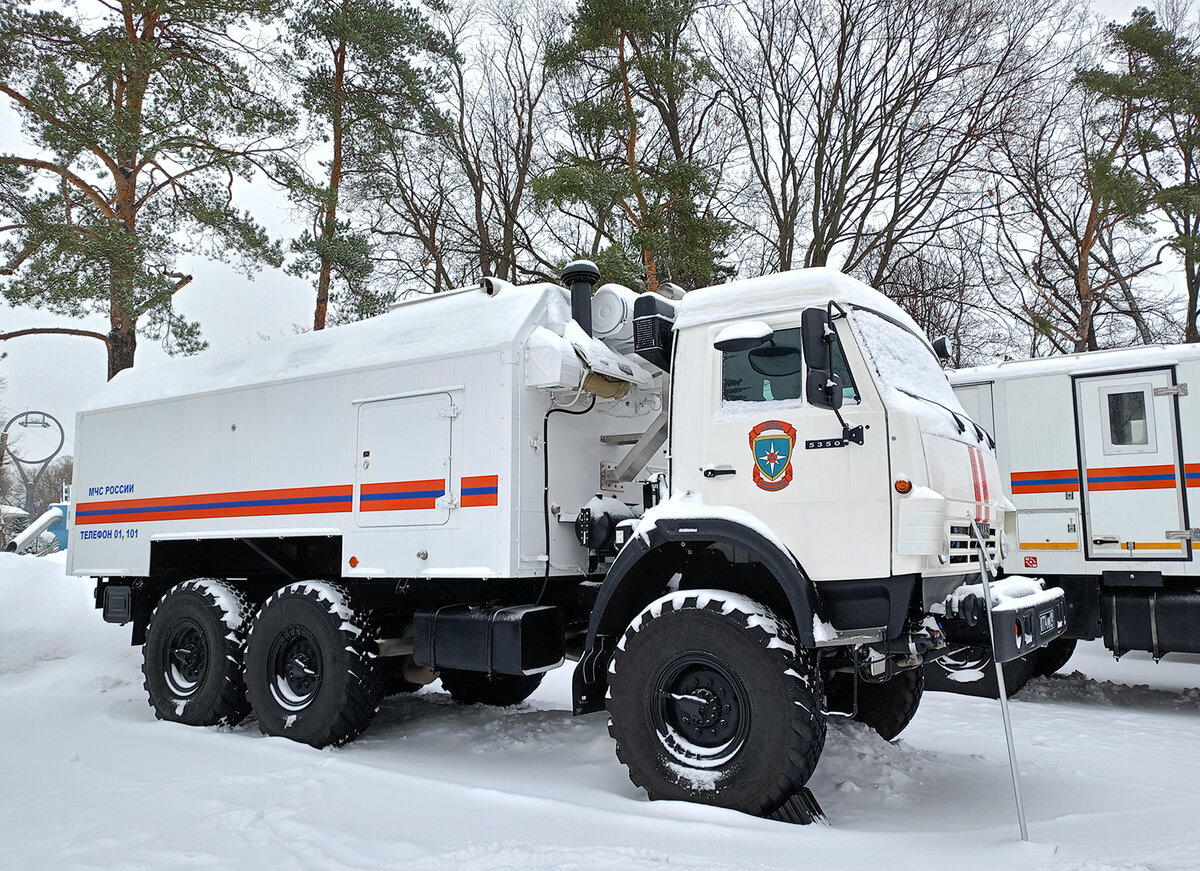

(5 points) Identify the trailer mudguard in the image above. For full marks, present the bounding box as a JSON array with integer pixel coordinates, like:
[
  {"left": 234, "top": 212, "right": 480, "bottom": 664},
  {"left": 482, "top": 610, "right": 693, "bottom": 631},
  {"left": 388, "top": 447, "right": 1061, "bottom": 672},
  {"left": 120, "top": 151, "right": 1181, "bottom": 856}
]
[{"left": 572, "top": 516, "right": 821, "bottom": 714}]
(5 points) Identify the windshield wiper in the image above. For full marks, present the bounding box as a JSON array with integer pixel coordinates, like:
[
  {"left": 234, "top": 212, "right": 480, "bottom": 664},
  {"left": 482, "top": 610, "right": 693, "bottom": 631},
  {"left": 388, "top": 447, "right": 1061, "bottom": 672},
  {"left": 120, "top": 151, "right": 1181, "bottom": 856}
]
[{"left": 896, "top": 388, "right": 995, "bottom": 448}]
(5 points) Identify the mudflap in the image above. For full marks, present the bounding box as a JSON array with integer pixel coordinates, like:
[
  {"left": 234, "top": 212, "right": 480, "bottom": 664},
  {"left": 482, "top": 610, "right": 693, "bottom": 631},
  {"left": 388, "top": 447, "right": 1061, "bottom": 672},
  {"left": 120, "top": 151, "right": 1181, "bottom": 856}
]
[{"left": 768, "top": 787, "right": 828, "bottom": 826}]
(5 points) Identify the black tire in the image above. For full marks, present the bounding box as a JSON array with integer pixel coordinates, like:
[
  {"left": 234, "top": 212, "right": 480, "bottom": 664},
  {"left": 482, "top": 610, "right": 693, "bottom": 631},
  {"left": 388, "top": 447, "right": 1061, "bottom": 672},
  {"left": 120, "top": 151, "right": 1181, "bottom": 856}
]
[
  {"left": 439, "top": 670, "right": 544, "bottom": 706},
  {"left": 824, "top": 668, "right": 924, "bottom": 741},
  {"left": 379, "top": 658, "right": 425, "bottom": 697},
  {"left": 1033, "top": 637, "right": 1077, "bottom": 678},
  {"left": 142, "top": 579, "right": 252, "bottom": 727},
  {"left": 244, "top": 582, "right": 384, "bottom": 748},
  {"left": 923, "top": 645, "right": 1037, "bottom": 699},
  {"left": 606, "top": 591, "right": 826, "bottom": 817}
]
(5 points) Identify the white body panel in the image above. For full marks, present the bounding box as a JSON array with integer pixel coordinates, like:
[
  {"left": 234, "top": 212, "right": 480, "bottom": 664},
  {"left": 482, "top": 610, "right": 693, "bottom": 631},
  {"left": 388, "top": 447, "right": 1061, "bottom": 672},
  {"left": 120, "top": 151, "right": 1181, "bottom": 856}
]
[
  {"left": 69, "top": 284, "right": 663, "bottom": 581},
  {"left": 950, "top": 346, "right": 1200, "bottom": 578}
]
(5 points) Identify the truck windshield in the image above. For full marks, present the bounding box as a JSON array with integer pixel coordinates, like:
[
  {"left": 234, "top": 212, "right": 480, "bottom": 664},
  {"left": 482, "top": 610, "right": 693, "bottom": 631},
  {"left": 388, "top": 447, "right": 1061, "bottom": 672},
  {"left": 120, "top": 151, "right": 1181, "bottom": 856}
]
[{"left": 852, "top": 309, "right": 967, "bottom": 417}]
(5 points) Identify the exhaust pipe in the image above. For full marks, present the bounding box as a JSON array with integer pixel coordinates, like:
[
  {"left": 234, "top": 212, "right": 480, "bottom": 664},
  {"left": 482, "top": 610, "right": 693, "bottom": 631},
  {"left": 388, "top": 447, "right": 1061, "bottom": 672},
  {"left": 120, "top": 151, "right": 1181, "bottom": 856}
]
[{"left": 562, "top": 259, "right": 601, "bottom": 338}]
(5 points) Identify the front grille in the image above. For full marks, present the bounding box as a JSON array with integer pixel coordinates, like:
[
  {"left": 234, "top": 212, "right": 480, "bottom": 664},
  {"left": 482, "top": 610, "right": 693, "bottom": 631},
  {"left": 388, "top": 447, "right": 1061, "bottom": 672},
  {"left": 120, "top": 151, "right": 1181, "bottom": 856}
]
[{"left": 948, "top": 524, "right": 998, "bottom": 566}]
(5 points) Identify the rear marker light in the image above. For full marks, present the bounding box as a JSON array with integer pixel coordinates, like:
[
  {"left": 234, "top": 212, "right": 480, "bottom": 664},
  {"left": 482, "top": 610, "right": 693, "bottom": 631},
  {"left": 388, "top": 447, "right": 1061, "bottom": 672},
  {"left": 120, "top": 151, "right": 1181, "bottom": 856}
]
[{"left": 894, "top": 479, "right": 913, "bottom": 494}]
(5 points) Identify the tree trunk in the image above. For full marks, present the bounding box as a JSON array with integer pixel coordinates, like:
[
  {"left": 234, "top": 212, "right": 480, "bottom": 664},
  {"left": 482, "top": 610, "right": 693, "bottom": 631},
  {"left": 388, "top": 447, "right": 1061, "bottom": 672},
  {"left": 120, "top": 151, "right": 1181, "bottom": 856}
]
[
  {"left": 314, "top": 37, "right": 348, "bottom": 331},
  {"left": 108, "top": 312, "right": 137, "bottom": 379},
  {"left": 1186, "top": 250, "right": 1199, "bottom": 343}
]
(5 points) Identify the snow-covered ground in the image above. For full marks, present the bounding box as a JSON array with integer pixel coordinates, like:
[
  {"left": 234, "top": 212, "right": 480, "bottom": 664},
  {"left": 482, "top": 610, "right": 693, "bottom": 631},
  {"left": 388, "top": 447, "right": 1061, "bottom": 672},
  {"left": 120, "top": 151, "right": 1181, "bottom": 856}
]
[{"left": 3, "top": 553, "right": 1198, "bottom": 871}]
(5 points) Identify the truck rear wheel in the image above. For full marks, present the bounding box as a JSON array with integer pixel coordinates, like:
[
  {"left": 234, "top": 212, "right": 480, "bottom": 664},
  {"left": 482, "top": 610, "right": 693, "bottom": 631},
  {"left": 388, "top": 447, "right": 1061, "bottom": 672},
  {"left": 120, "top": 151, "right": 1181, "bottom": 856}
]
[
  {"left": 244, "top": 582, "right": 384, "bottom": 748},
  {"left": 142, "top": 579, "right": 252, "bottom": 727},
  {"left": 824, "top": 667, "right": 924, "bottom": 740},
  {"left": 606, "top": 591, "right": 826, "bottom": 817},
  {"left": 1033, "top": 636, "right": 1077, "bottom": 677},
  {"left": 439, "top": 670, "right": 544, "bottom": 706}
]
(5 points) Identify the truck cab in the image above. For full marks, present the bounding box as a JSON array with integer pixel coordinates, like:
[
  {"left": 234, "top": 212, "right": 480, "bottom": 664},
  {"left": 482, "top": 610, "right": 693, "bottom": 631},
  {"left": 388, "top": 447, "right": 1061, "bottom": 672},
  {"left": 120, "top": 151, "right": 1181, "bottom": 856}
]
[{"left": 574, "top": 268, "right": 1066, "bottom": 814}]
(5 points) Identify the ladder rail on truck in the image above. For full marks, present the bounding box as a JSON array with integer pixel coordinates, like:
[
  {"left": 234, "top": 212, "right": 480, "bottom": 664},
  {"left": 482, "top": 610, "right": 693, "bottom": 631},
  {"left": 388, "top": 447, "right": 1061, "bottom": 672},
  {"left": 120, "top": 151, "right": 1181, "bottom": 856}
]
[
  {"left": 934, "top": 346, "right": 1200, "bottom": 697},
  {"left": 69, "top": 264, "right": 1065, "bottom": 818}
]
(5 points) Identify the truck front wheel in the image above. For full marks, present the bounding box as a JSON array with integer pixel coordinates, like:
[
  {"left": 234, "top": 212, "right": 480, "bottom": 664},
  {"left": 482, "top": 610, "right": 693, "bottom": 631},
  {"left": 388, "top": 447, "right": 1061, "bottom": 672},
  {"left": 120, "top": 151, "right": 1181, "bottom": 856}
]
[
  {"left": 606, "top": 591, "right": 826, "bottom": 817},
  {"left": 824, "top": 668, "right": 924, "bottom": 740},
  {"left": 142, "top": 579, "right": 252, "bottom": 727},
  {"left": 244, "top": 582, "right": 384, "bottom": 748}
]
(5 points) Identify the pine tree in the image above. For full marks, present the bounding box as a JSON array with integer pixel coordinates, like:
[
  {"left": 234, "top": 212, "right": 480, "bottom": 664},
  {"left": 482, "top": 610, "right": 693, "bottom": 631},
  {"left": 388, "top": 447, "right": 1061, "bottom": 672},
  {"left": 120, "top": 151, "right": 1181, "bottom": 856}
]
[
  {"left": 0, "top": 0, "right": 294, "bottom": 377},
  {"left": 536, "top": 0, "right": 732, "bottom": 293},
  {"left": 287, "top": 0, "right": 446, "bottom": 327},
  {"left": 1079, "top": 8, "right": 1200, "bottom": 342}
]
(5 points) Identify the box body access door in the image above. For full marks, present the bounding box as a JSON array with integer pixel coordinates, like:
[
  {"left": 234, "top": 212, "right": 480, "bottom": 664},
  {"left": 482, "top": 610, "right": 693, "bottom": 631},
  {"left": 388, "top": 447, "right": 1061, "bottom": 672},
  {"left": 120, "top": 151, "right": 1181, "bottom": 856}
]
[
  {"left": 1074, "top": 370, "right": 1188, "bottom": 560},
  {"left": 355, "top": 392, "right": 455, "bottom": 527}
]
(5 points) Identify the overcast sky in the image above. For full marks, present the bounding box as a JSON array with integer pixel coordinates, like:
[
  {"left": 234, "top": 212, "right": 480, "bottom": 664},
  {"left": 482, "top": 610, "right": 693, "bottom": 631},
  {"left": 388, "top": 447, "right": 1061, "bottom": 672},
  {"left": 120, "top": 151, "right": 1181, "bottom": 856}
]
[{"left": 0, "top": 0, "right": 1152, "bottom": 460}]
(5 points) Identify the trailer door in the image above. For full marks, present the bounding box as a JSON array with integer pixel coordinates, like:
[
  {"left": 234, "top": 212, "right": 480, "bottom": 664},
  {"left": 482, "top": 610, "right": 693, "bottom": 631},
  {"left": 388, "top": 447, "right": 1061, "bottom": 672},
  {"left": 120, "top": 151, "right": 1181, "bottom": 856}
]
[
  {"left": 1075, "top": 370, "right": 1188, "bottom": 560},
  {"left": 355, "top": 392, "right": 454, "bottom": 527}
]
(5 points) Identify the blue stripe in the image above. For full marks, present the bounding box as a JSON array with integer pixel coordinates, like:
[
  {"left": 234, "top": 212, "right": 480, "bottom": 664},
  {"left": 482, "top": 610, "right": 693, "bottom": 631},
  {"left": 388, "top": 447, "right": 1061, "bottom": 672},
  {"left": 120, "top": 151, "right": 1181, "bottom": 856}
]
[
  {"left": 361, "top": 489, "right": 445, "bottom": 501},
  {"left": 461, "top": 486, "right": 499, "bottom": 496},
  {"left": 1013, "top": 477, "right": 1079, "bottom": 487},
  {"left": 1087, "top": 474, "right": 1176, "bottom": 483},
  {"left": 77, "top": 495, "right": 352, "bottom": 517}
]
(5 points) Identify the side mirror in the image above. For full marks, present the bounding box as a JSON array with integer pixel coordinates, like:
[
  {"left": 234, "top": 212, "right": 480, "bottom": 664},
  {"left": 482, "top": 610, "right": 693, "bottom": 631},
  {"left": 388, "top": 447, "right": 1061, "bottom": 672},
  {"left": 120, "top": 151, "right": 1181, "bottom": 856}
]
[
  {"left": 806, "top": 370, "right": 844, "bottom": 411},
  {"left": 802, "top": 308, "right": 831, "bottom": 371},
  {"left": 932, "top": 335, "right": 954, "bottom": 361},
  {"left": 714, "top": 320, "right": 774, "bottom": 352}
]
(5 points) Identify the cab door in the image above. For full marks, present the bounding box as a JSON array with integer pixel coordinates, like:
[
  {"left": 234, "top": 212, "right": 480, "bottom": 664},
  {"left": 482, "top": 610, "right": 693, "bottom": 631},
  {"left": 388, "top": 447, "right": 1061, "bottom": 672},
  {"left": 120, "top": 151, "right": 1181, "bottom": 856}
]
[
  {"left": 697, "top": 322, "right": 891, "bottom": 581},
  {"left": 1074, "top": 370, "right": 1188, "bottom": 559}
]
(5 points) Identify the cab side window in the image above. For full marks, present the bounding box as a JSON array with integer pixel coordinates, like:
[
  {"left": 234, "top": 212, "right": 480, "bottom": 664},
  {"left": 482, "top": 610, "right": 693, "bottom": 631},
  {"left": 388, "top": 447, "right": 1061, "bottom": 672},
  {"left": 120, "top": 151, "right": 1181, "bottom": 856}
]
[
  {"left": 831, "top": 340, "right": 859, "bottom": 402},
  {"left": 722, "top": 328, "right": 804, "bottom": 402}
]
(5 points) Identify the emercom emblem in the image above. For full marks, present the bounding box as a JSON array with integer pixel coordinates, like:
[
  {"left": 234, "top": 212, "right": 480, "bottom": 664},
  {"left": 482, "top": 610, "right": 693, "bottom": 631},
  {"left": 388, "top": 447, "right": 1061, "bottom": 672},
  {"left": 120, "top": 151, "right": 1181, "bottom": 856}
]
[{"left": 749, "top": 419, "right": 797, "bottom": 492}]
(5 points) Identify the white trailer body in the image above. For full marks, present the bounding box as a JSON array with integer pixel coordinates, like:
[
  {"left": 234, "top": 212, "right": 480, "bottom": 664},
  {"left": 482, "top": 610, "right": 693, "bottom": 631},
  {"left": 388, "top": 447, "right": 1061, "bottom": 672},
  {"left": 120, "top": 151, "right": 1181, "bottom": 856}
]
[
  {"left": 68, "top": 266, "right": 1064, "bottom": 819},
  {"left": 950, "top": 345, "right": 1200, "bottom": 662}
]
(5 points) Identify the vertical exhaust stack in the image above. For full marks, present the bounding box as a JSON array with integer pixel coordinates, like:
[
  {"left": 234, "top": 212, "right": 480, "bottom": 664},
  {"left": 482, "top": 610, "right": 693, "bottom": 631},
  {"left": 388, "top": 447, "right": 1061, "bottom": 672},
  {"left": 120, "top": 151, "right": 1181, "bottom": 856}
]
[{"left": 562, "top": 259, "right": 601, "bottom": 337}]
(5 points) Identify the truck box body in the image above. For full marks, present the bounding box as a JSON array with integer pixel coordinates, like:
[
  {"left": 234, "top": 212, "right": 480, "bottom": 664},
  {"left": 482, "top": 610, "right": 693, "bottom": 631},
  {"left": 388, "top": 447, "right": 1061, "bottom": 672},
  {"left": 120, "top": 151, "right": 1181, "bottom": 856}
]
[
  {"left": 69, "top": 282, "right": 660, "bottom": 584},
  {"left": 950, "top": 345, "right": 1200, "bottom": 658}
]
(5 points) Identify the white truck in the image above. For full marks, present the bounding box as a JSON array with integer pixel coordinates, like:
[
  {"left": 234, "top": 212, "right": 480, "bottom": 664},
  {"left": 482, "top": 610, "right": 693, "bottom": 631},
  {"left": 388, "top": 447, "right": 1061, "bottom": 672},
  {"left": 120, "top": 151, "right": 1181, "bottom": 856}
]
[
  {"left": 69, "top": 264, "right": 1065, "bottom": 817},
  {"left": 933, "top": 346, "right": 1200, "bottom": 695}
]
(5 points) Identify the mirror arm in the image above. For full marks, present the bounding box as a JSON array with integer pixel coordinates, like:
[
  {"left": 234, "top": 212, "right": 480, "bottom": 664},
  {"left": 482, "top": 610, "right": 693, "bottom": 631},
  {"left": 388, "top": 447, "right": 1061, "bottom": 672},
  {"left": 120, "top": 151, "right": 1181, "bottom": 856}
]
[{"left": 832, "top": 405, "right": 864, "bottom": 445}]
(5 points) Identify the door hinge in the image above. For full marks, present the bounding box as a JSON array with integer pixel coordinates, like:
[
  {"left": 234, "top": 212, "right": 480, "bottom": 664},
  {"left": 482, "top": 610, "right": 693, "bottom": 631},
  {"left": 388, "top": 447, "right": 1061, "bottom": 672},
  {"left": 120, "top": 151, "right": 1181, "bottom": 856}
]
[
  {"left": 1153, "top": 384, "right": 1188, "bottom": 397},
  {"left": 1165, "top": 528, "right": 1200, "bottom": 540},
  {"left": 438, "top": 404, "right": 461, "bottom": 419}
]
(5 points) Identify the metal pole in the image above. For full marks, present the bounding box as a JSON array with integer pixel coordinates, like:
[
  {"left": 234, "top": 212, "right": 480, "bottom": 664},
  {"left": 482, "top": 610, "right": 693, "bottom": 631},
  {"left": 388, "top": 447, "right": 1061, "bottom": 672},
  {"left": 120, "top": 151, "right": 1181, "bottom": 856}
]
[{"left": 972, "top": 519, "right": 1029, "bottom": 842}]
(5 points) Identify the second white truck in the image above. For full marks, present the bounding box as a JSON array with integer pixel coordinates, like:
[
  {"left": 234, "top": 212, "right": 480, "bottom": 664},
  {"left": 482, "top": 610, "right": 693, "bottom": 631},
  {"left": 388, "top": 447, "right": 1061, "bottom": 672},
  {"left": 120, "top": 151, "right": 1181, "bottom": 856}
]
[
  {"left": 69, "top": 265, "right": 1065, "bottom": 817},
  {"left": 934, "top": 346, "right": 1200, "bottom": 694}
]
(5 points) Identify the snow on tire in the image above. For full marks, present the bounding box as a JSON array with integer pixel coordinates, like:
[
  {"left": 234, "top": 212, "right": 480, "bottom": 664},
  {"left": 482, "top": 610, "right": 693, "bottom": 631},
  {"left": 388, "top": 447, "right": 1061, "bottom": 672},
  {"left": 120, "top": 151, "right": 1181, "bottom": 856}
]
[
  {"left": 606, "top": 590, "right": 826, "bottom": 817},
  {"left": 244, "top": 582, "right": 384, "bottom": 748},
  {"left": 142, "top": 579, "right": 252, "bottom": 727}
]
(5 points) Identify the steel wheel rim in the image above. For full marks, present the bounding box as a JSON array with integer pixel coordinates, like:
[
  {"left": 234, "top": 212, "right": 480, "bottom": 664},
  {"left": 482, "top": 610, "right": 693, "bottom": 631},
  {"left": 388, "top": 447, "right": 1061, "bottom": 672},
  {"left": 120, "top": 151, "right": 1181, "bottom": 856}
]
[
  {"left": 651, "top": 653, "right": 750, "bottom": 767},
  {"left": 164, "top": 619, "right": 209, "bottom": 697},
  {"left": 268, "top": 626, "right": 323, "bottom": 712}
]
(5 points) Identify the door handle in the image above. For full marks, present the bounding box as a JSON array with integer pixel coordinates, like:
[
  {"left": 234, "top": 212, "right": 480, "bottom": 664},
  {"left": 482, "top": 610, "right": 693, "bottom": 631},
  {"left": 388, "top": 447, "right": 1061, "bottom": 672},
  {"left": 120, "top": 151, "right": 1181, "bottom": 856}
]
[
  {"left": 1092, "top": 535, "right": 1120, "bottom": 545},
  {"left": 703, "top": 466, "right": 737, "bottom": 478}
]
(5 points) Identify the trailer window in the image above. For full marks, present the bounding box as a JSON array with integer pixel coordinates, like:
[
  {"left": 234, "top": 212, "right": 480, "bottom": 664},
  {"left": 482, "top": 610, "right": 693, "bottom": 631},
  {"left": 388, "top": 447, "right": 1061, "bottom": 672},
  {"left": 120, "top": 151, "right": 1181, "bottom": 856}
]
[{"left": 1100, "top": 384, "right": 1156, "bottom": 454}]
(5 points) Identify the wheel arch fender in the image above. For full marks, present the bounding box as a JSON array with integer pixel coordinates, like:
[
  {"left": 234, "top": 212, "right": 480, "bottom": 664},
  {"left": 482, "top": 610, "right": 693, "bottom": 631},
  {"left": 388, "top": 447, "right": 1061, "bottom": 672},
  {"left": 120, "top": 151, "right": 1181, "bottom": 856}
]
[{"left": 572, "top": 516, "right": 821, "bottom": 714}]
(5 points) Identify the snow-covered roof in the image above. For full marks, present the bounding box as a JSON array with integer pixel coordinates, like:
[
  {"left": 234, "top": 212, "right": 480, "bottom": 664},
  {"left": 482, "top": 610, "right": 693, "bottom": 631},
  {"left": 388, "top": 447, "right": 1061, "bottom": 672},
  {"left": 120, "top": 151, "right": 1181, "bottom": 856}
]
[
  {"left": 949, "top": 344, "right": 1200, "bottom": 385},
  {"left": 1, "top": 504, "right": 29, "bottom": 519},
  {"left": 83, "top": 282, "right": 575, "bottom": 411},
  {"left": 674, "top": 268, "right": 928, "bottom": 345}
]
